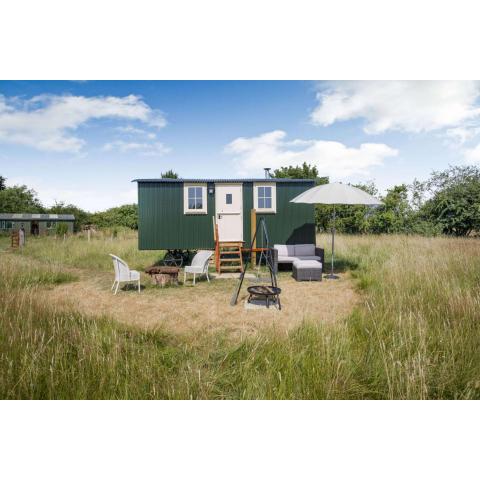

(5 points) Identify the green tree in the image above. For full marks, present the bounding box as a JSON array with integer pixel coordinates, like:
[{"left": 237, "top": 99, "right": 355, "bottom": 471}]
[
  {"left": 0, "top": 176, "right": 6, "bottom": 191},
  {"left": 0, "top": 185, "right": 44, "bottom": 213},
  {"left": 421, "top": 178, "right": 480, "bottom": 236},
  {"left": 55, "top": 222, "right": 69, "bottom": 236},
  {"left": 161, "top": 170, "right": 179, "bottom": 179},
  {"left": 273, "top": 163, "right": 330, "bottom": 232},
  {"left": 48, "top": 201, "right": 90, "bottom": 232},
  {"left": 90, "top": 204, "right": 138, "bottom": 230},
  {"left": 410, "top": 178, "right": 428, "bottom": 210},
  {"left": 318, "top": 182, "right": 379, "bottom": 234},
  {"left": 425, "top": 165, "right": 480, "bottom": 192},
  {"left": 366, "top": 184, "right": 412, "bottom": 234},
  {"left": 273, "top": 162, "right": 328, "bottom": 185},
  {"left": 418, "top": 166, "right": 480, "bottom": 236}
]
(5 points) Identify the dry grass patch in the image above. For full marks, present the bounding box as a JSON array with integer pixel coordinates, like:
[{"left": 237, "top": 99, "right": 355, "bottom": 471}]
[{"left": 44, "top": 268, "right": 358, "bottom": 338}]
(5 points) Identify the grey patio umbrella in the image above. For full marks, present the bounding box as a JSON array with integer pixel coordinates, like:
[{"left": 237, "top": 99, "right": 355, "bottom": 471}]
[{"left": 290, "top": 182, "right": 383, "bottom": 279}]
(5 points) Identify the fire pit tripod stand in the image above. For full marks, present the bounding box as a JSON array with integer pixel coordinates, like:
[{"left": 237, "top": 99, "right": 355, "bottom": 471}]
[{"left": 230, "top": 217, "right": 281, "bottom": 309}]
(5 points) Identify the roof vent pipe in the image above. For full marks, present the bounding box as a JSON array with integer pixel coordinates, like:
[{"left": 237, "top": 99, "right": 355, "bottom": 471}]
[{"left": 264, "top": 168, "right": 271, "bottom": 179}]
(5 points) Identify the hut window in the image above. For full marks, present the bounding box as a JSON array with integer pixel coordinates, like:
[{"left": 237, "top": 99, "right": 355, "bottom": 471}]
[
  {"left": 258, "top": 186, "right": 272, "bottom": 209},
  {"left": 184, "top": 183, "right": 207, "bottom": 214},
  {"left": 0, "top": 220, "right": 12, "bottom": 229},
  {"left": 189, "top": 187, "right": 203, "bottom": 209},
  {"left": 253, "top": 183, "right": 276, "bottom": 213},
  {"left": 226, "top": 193, "right": 232, "bottom": 204},
  {"left": 46, "top": 221, "right": 57, "bottom": 229}
]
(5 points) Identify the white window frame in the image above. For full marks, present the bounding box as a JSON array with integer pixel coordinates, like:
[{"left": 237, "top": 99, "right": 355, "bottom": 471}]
[
  {"left": 253, "top": 183, "right": 277, "bottom": 213},
  {"left": 184, "top": 183, "right": 208, "bottom": 214}
]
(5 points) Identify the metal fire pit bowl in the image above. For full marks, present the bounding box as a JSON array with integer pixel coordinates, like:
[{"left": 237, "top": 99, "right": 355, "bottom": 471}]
[{"left": 247, "top": 285, "right": 282, "bottom": 310}]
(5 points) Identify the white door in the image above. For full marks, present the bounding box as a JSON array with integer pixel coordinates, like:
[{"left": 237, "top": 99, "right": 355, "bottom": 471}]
[{"left": 215, "top": 183, "right": 243, "bottom": 241}]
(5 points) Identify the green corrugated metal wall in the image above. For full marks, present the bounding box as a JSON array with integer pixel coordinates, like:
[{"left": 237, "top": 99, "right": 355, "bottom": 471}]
[
  {"left": 244, "top": 182, "right": 315, "bottom": 245},
  {"left": 138, "top": 182, "right": 215, "bottom": 250},
  {"left": 138, "top": 181, "right": 315, "bottom": 250}
]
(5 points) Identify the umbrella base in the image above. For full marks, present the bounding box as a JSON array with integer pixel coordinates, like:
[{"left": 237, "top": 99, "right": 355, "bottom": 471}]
[{"left": 324, "top": 273, "right": 340, "bottom": 280}]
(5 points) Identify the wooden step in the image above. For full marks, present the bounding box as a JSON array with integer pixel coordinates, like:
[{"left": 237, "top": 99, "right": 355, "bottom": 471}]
[{"left": 216, "top": 240, "right": 244, "bottom": 273}]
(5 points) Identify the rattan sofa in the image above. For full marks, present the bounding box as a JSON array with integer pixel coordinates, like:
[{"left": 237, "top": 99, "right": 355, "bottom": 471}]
[{"left": 272, "top": 244, "right": 324, "bottom": 273}]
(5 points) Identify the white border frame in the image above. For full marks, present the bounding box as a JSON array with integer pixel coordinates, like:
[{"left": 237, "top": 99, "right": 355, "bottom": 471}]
[
  {"left": 253, "top": 182, "right": 276, "bottom": 213},
  {"left": 184, "top": 183, "right": 208, "bottom": 215}
]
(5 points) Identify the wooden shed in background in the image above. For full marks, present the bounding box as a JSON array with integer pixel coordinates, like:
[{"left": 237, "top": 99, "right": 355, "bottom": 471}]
[{"left": 0, "top": 213, "right": 75, "bottom": 236}]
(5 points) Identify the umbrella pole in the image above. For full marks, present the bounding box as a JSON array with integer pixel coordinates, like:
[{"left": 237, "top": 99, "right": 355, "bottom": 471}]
[{"left": 325, "top": 204, "right": 339, "bottom": 279}]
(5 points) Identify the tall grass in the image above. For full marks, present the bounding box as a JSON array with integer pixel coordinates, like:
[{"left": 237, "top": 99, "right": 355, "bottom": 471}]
[
  {"left": 1, "top": 233, "right": 479, "bottom": 399},
  {"left": 0, "top": 290, "right": 197, "bottom": 399},
  {"left": 14, "top": 229, "right": 163, "bottom": 271},
  {"left": 339, "top": 235, "right": 480, "bottom": 399},
  {"left": 0, "top": 254, "right": 77, "bottom": 288}
]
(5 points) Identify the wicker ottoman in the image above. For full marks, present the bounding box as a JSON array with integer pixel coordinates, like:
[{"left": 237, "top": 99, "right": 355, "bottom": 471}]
[{"left": 292, "top": 260, "right": 322, "bottom": 281}]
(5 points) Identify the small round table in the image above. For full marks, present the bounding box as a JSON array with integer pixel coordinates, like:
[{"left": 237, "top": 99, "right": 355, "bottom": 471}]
[
  {"left": 247, "top": 285, "right": 282, "bottom": 310},
  {"left": 145, "top": 266, "right": 180, "bottom": 287}
]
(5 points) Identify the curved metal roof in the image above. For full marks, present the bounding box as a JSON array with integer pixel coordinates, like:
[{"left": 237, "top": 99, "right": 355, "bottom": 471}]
[
  {"left": 0, "top": 213, "right": 75, "bottom": 221},
  {"left": 132, "top": 178, "right": 315, "bottom": 183}
]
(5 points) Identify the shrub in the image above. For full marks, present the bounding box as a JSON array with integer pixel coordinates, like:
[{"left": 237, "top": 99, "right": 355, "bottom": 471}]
[{"left": 55, "top": 222, "right": 69, "bottom": 236}]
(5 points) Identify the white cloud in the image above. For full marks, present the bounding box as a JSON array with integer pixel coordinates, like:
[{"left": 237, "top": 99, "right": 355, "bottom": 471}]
[
  {"left": 102, "top": 140, "right": 170, "bottom": 156},
  {"left": 444, "top": 126, "right": 480, "bottom": 146},
  {"left": 311, "top": 81, "right": 480, "bottom": 134},
  {"left": 115, "top": 125, "right": 157, "bottom": 139},
  {"left": 225, "top": 130, "right": 398, "bottom": 178},
  {"left": 0, "top": 94, "right": 166, "bottom": 153},
  {"left": 464, "top": 143, "right": 480, "bottom": 165}
]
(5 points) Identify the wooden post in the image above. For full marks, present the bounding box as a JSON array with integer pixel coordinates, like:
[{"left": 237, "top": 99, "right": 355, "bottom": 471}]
[
  {"left": 215, "top": 223, "right": 220, "bottom": 273},
  {"left": 212, "top": 216, "right": 219, "bottom": 273},
  {"left": 11, "top": 230, "right": 19, "bottom": 249},
  {"left": 87, "top": 229, "right": 91, "bottom": 242},
  {"left": 251, "top": 209, "right": 257, "bottom": 265}
]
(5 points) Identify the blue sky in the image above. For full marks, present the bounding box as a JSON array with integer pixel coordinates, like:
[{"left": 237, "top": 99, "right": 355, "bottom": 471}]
[{"left": 1, "top": 80, "right": 479, "bottom": 211}]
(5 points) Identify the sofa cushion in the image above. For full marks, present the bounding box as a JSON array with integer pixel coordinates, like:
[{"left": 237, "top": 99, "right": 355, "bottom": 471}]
[
  {"left": 274, "top": 244, "right": 295, "bottom": 256},
  {"left": 294, "top": 244, "right": 315, "bottom": 256},
  {"left": 296, "top": 255, "right": 322, "bottom": 263},
  {"left": 293, "top": 259, "right": 322, "bottom": 269},
  {"left": 277, "top": 256, "right": 298, "bottom": 263}
]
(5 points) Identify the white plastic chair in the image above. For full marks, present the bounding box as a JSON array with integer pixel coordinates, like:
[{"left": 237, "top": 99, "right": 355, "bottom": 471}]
[
  {"left": 183, "top": 250, "right": 213, "bottom": 285},
  {"left": 109, "top": 254, "right": 141, "bottom": 294}
]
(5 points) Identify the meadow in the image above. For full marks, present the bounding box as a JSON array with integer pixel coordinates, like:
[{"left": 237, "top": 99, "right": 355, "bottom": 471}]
[{"left": 1, "top": 230, "right": 479, "bottom": 399}]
